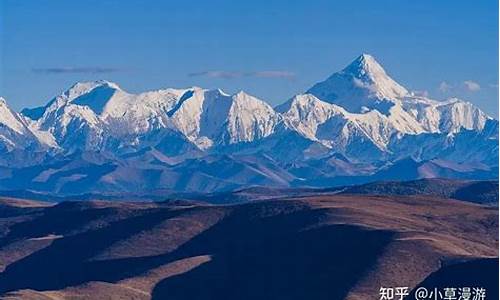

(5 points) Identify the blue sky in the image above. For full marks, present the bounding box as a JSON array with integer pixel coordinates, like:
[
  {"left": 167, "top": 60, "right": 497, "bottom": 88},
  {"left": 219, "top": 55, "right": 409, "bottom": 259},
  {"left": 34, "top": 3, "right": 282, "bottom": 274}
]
[{"left": 1, "top": 0, "right": 498, "bottom": 116}]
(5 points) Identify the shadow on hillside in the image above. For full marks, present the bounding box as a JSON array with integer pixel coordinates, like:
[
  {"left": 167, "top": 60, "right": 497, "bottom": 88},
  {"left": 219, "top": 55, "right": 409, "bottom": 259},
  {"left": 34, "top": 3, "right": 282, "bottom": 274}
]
[
  {"left": 150, "top": 203, "right": 394, "bottom": 300},
  {"left": 406, "top": 258, "right": 499, "bottom": 300},
  {"left": 0, "top": 205, "right": 186, "bottom": 292},
  {"left": 0, "top": 201, "right": 394, "bottom": 300},
  {"left": 151, "top": 224, "right": 393, "bottom": 300},
  {"left": 0, "top": 203, "right": 117, "bottom": 246}
]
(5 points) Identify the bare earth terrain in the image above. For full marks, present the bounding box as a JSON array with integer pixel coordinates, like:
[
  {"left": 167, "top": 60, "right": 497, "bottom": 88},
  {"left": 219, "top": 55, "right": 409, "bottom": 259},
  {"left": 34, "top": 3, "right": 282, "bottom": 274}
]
[{"left": 0, "top": 194, "right": 497, "bottom": 300}]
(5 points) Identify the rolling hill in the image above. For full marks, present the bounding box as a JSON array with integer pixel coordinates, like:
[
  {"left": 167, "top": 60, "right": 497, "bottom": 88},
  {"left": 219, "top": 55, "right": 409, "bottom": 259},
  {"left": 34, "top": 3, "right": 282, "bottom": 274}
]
[{"left": 0, "top": 192, "right": 497, "bottom": 299}]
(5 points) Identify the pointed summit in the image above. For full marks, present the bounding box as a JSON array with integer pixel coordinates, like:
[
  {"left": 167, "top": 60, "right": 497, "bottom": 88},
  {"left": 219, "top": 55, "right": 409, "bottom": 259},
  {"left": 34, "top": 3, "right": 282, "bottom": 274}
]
[
  {"left": 0, "top": 97, "right": 25, "bottom": 133},
  {"left": 307, "top": 54, "right": 408, "bottom": 114},
  {"left": 0, "top": 96, "right": 37, "bottom": 151},
  {"left": 342, "top": 54, "right": 386, "bottom": 77},
  {"left": 64, "top": 80, "right": 122, "bottom": 102},
  {"left": 23, "top": 80, "right": 126, "bottom": 122}
]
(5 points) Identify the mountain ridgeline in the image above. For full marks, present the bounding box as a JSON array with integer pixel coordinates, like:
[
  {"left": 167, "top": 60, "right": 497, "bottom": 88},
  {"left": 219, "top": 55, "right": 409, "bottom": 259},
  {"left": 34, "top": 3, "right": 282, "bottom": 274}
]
[{"left": 0, "top": 54, "right": 498, "bottom": 195}]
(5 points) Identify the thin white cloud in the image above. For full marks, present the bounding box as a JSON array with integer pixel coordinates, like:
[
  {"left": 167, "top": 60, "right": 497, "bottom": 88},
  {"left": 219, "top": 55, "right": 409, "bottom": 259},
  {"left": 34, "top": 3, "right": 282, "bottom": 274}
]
[
  {"left": 188, "top": 71, "right": 242, "bottom": 79},
  {"left": 438, "top": 81, "right": 452, "bottom": 93},
  {"left": 32, "top": 67, "right": 123, "bottom": 74},
  {"left": 188, "top": 70, "right": 296, "bottom": 80},
  {"left": 463, "top": 80, "right": 481, "bottom": 92}
]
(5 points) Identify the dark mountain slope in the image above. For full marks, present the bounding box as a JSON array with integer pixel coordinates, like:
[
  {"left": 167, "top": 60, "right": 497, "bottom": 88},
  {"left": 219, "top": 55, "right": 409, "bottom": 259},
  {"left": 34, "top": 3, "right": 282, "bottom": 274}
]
[{"left": 0, "top": 193, "right": 496, "bottom": 299}]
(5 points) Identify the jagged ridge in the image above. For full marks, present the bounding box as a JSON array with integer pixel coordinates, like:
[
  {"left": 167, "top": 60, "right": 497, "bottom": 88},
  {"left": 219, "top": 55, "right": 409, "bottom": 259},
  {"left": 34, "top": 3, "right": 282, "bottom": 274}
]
[{"left": 0, "top": 54, "right": 497, "bottom": 194}]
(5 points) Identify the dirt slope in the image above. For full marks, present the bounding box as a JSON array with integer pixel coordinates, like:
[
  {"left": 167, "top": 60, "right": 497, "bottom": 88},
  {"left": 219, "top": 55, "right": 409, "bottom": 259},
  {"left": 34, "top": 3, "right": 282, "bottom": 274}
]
[{"left": 0, "top": 195, "right": 497, "bottom": 300}]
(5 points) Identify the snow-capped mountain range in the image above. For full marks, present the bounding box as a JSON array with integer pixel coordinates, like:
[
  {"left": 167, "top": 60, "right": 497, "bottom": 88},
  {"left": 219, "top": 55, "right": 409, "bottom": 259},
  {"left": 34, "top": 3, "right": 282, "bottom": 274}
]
[{"left": 0, "top": 54, "right": 497, "bottom": 195}]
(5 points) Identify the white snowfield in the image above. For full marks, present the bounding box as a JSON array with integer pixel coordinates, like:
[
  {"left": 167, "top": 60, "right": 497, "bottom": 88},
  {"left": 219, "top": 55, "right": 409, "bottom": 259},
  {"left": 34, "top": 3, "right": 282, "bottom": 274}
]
[{"left": 0, "top": 54, "right": 497, "bottom": 193}]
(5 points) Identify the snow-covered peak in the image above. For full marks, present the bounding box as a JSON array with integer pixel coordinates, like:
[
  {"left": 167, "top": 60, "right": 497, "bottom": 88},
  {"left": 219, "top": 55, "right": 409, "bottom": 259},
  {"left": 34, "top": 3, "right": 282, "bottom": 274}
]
[
  {"left": 0, "top": 97, "right": 29, "bottom": 135},
  {"left": 0, "top": 97, "right": 46, "bottom": 153},
  {"left": 401, "top": 95, "right": 492, "bottom": 133},
  {"left": 232, "top": 91, "right": 266, "bottom": 106},
  {"left": 276, "top": 94, "right": 345, "bottom": 114},
  {"left": 307, "top": 54, "right": 409, "bottom": 113},
  {"left": 225, "top": 91, "right": 281, "bottom": 144},
  {"left": 229, "top": 91, "right": 280, "bottom": 121},
  {"left": 343, "top": 54, "right": 387, "bottom": 77},
  {"left": 22, "top": 80, "right": 124, "bottom": 122},
  {"left": 341, "top": 54, "right": 408, "bottom": 97},
  {"left": 168, "top": 88, "right": 280, "bottom": 147},
  {"left": 70, "top": 80, "right": 121, "bottom": 92},
  {"left": 303, "top": 53, "right": 496, "bottom": 139},
  {"left": 277, "top": 94, "right": 347, "bottom": 140},
  {"left": 434, "top": 98, "right": 491, "bottom": 133},
  {"left": 63, "top": 80, "right": 122, "bottom": 101}
]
